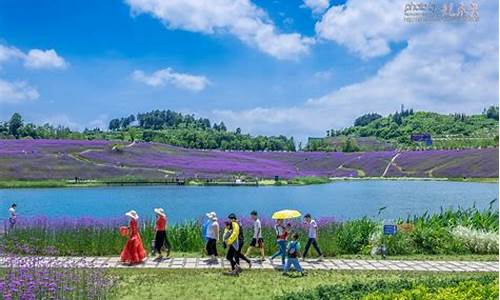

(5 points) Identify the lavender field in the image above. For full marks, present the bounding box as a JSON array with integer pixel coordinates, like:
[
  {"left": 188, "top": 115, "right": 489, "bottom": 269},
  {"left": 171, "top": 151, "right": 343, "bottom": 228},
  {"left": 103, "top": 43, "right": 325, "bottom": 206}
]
[{"left": 0, "top": 139, "right": 497, "bottom": 181}]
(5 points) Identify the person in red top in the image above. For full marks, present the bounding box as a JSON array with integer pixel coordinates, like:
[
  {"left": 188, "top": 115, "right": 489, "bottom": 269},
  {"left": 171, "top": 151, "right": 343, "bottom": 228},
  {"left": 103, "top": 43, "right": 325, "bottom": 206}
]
[
  {"left": 153, "top": 208, "right": 171, "bottom": 260},
  {"left": 120, "top": 210, "right": 146, "bottom": 265}
]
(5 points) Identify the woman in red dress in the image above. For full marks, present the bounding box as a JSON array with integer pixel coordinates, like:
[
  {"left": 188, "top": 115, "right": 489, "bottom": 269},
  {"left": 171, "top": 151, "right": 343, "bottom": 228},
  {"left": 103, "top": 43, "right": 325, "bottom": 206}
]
[{"left": 120, "top": 210, "right": 146, "bottom": 265}]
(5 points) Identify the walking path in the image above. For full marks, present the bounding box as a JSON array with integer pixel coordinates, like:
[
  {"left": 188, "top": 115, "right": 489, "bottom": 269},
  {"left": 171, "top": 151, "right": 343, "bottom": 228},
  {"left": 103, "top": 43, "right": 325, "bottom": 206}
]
[{"left": 0, "top": 256, "right": 497, "bottom": 272}]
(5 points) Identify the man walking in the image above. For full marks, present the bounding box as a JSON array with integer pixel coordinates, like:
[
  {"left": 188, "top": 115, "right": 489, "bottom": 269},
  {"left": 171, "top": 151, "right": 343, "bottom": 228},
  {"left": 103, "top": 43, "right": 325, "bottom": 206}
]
[
  {"left": 231, "top": 214, "right": 252, "bottom": 268},
  {"left": 224, "top": 213, "right": 241, "bottom": 275},
  {"left": 245, "top": 210, "right": 265, "bottom": 261},
  {"left": 302, "top": 213, "right": 324, "bottom": 261}
]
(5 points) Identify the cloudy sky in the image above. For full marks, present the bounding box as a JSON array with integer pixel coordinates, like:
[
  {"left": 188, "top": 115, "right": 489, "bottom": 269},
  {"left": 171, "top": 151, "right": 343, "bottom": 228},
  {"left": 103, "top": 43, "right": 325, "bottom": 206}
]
[{"left": 0, "top": 0, "right": 498, "bottom": 141}]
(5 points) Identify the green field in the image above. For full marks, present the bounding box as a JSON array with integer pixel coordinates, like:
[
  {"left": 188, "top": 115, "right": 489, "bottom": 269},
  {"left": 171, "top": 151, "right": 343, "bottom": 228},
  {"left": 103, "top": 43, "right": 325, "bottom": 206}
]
[{"left": 108, "top": 270, "right": 498, "bottom": 300}]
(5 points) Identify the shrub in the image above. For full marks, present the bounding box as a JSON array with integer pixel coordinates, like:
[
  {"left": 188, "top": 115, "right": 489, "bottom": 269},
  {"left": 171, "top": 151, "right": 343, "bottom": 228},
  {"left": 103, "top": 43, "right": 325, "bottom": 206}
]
[
  {"left": 333, "top": 218, "right": 377, "bottom": 254},
  {"left": 450, "top": 226, "right": 499, "bottom": 254},
  {"left": 276, "top": 274, "right": 498, "bottom": 300},
  {"left": 363, "top": 279, "right": 499, "bottom": 300}
]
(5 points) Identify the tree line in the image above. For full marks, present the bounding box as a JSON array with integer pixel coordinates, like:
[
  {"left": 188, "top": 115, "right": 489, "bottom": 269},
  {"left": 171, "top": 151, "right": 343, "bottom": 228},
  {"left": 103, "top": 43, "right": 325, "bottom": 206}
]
[{"left": 0, "top": 111, "right": 296, "bottom": 151}]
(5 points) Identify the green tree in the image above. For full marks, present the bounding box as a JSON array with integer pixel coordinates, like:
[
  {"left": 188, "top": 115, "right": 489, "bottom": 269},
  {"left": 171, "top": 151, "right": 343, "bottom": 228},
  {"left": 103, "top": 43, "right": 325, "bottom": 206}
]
[
  {"left": 342, "top": 137, "right": 360, "bottom": 152},
  {"left": 8, "top": 113, "right": 23, "bottom": 138}
]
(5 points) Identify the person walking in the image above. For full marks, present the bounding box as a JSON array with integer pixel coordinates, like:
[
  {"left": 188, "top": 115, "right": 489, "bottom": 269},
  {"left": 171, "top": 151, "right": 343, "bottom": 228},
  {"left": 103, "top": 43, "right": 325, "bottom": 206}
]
[
  {"left": 230, "top": 214, "right": 251, "bottom": 268},
  {"left": 8, "top": 203, "right": 16, "bottom": 230},
  {"left": 245, "top": 210, "right": 265, "bottom": 261},
  {"left": 120, "top": 210, "right": 146, "bottom": 265},
  {"left": 302, "top": 213, "right": 324, "bottom": 261},
  {"left": 269, "top": 219, "right": 289, "bottom": 267},
  {"left": 223, "top": 214, "right": 241, "bottom": 276},
  {"left": 153, "top": 208, "right": 170, "bottom": 261},
  {"left": 283, "top": 232, "right": 304, "bottom": 276},
  {"left": 205, "top": 212, "right": 219, "bottom": 263}
]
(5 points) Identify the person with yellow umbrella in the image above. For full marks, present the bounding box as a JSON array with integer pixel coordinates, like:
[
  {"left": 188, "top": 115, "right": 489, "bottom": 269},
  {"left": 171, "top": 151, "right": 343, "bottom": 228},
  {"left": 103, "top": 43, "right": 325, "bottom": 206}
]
[{"left": 269, "top": 209, "right": 301, "bottom": 267}]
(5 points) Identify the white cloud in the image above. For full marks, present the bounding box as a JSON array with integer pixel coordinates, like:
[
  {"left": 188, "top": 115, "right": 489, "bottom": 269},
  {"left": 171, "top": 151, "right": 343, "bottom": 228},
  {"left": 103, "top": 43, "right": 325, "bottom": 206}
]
[
  {"left": 40, "top": 114, "right": 79, "bottom": 130},
  {"left": 213, "top": 0, "right": 498, "bottom": 139},
  {"left": 132, "top": 67, "right": 210, "bottom": 92},
  {"left": 0, "top": 44, "right": 67, "bottom": 104},
  {"left": 313, "top": 69, "right": 333, "bottom": 80},
  {"left": 0, "top": 45, "right": 24, "bottom": 64},
  {"left": 0, "top": 79, "right": 39, "bottom": 104},
  {"left": 88, "top": 114, "right": 109, "bottom": 129},
  {"left": 24, "top": 49, "right": 68, "bottom": 70},
  {"left": 125, "top": 0, "right": 314, "bottom": 60},
  {"left": 302, "top": 0, "right": 330, "bottom": 14},
  {"left": 0, "top": 44, "right": 67, "bottom": 70},
  {"left": 315, "top": 0, "right": 408, "bottom": 58}
]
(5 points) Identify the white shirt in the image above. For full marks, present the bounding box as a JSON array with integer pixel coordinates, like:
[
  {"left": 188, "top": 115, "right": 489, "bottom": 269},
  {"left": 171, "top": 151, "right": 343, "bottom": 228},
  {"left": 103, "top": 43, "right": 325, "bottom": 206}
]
[
  {"left": 253, "top": 219, "right": 262, "bottom": 239},
  {"left": 207, "top": 220, "right": 219, "bottom": 240},
  {"left": 8, "top": 207, "right": 16, "bottom": 219},
  {"left": 307, "top": 219, "right": 318, "bottom": 238}
]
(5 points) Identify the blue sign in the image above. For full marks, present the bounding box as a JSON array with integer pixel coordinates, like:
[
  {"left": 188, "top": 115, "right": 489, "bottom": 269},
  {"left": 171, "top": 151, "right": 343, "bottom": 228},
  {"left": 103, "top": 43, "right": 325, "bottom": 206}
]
[{"left": 383, "top": 225, "right": 397, "bottom": 235}]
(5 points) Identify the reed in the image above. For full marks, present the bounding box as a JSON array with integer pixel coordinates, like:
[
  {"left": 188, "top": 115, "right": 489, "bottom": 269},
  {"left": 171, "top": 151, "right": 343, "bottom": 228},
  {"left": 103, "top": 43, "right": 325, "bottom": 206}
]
[{"left": 2, "top": 206, "right": 498, "bottom": 257}]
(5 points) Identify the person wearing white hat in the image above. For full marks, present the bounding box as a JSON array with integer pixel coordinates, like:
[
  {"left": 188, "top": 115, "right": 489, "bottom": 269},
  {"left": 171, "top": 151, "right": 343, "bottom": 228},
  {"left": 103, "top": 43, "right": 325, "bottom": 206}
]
[
  {"left": 120, "top": 210, "right": 146, "bottom": 265},
  {"left": 153, "top": 208, "right": 171, "bottom": 260},
  {"left": 204, "top": 212, "right": 219, "bottom": 263}
]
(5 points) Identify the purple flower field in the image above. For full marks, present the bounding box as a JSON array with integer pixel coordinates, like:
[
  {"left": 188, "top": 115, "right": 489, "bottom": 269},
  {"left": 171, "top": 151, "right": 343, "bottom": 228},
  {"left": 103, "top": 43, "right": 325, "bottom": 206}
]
[{"left": 0, "top": 139, "right": 497, "bottom": 180}]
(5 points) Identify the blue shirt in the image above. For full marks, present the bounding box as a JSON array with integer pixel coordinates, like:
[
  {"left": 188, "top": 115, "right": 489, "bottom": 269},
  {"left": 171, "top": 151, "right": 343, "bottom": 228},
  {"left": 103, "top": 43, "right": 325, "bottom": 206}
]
[{"left": 202, "top": 219, "right": 211, "bottom": 241}]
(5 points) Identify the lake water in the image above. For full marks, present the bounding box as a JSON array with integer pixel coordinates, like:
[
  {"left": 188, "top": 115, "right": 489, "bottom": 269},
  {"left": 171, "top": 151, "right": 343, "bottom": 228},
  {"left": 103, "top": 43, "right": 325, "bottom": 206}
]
[{"left": 0, "top": 181, "right": 497, "bottom": 223}]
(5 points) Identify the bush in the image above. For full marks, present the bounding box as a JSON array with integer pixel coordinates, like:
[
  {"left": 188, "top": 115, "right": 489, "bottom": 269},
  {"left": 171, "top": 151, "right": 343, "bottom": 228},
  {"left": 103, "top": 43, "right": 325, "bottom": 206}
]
[
  {"left": 277, "top": 275, "right": 498, "bottom": 300},
  {"left": 333, "top": 218, "right": 377, "bottom": 254},
  {"left": 364, "top": 279, "right": 499, "bottom": 300},
  {"left": 450, "top": 226, "right": 499, "bottom": 254}
]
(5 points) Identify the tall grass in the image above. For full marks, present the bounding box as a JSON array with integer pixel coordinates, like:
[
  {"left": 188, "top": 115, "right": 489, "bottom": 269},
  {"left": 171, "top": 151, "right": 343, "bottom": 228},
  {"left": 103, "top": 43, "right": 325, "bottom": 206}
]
[{"left": 2, "top": 206, "right": 498, "bottom": 257}]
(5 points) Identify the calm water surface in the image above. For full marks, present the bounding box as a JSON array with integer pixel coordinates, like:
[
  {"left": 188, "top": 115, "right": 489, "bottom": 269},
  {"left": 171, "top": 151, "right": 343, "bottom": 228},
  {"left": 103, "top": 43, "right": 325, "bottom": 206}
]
[{"left": 0, "top": 181, "right": 497, "bottom": 223}]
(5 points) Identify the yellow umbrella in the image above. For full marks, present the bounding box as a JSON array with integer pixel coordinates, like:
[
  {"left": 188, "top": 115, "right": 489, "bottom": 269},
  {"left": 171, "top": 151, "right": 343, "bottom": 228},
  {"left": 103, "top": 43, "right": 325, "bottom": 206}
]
[{"left": 272, "top": 209, "right": 302, "bottom": 219}]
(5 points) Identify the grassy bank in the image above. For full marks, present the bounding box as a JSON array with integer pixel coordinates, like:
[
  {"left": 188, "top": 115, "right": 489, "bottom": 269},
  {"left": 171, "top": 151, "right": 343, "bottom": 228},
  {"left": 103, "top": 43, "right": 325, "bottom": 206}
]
[
  {"left": 108, "top": 270, "right": 498, "bottom": 300},
  {"left": 0, "top": 176, "right": 497, "bottom": 188}
]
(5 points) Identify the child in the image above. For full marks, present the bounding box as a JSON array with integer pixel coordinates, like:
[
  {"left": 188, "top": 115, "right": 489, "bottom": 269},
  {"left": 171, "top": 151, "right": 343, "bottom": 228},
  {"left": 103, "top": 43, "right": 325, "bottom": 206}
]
[{"left": 283, "top": 232, "right": 304, "bottom": 276}]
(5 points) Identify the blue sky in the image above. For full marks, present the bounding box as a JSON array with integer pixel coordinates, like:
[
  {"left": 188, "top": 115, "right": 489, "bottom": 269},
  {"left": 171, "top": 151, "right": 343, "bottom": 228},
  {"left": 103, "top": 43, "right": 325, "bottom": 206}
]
[{"left": 0, "top": 0, "right": 497, "bottom": 140}]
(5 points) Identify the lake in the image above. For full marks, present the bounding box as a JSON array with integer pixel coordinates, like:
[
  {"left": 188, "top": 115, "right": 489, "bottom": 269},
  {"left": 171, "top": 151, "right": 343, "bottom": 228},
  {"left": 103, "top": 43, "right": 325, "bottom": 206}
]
[{"left": 0, "top": 181, "right": 498, "bottom": 223}]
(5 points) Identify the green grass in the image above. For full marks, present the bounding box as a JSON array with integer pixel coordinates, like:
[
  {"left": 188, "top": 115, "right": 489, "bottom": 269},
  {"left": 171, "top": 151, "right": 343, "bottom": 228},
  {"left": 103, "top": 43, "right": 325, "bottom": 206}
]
[
  {"left": 448, "top": 177, "right": 499, "bottom": 183},
  {"left": 288, "top": 176, "right": 332, "bottom": 185},
  {"left": 4, "top": 206, "right": 498, "bottom": 256},
  {"left": 108, "top": 269, "right": 498, "bottom": 300},
  {"left": 0, "top": 176, "right": 496, "bottom": 188},
  {"left": 336, "top": 254, "right": 499, "bottom": 261}
]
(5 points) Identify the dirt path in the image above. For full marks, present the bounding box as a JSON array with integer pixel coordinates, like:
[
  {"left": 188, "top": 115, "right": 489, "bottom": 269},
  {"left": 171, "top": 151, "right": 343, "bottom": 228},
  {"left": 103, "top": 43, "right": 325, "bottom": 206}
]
[
  {"left": 67, "top": 144, "right": 175, "bottom": 178},
  {"left": 382, "top": 152, "right": 400, "bottom": 177}
]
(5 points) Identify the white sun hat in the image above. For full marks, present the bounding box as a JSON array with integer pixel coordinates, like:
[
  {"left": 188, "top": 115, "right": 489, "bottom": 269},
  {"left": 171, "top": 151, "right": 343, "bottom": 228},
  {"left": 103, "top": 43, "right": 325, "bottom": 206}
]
[
  {"left": 154, "top": 208, "right": 166, "bottom": 217},
  {"left": 206, "top": 212, "right": 217, "bottom": 220},
  {"left": 125, "top": 210, "right": 139, "bottom": 220}
]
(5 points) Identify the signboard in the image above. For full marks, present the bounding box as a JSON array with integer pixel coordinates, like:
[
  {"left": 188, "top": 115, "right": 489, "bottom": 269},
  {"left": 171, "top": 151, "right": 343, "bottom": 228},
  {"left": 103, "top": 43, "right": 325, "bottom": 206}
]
[
  {"left": 383, "top": 224, "right": 397, "bottom": 235},
  {"left": 397, "top": 223, "right": 415, "bottom": 233},
  {"left": 411, "top": 133, "right": 432, "bottom": 146}
]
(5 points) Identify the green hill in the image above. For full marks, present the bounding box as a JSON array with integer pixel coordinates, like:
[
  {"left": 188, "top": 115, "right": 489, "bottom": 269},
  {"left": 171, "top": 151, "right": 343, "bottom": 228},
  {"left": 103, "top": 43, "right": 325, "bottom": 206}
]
[
  {"left": 307, "top": 107, "right": 499, "bottom": 151},
  {"left": 0, "top": 110, "right": 296, "bottom": 151}
]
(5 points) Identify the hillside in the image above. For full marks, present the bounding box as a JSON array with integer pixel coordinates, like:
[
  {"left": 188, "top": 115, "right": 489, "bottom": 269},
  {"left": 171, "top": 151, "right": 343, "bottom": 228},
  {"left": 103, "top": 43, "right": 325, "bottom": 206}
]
[
  {"left": 308, "top": 107, "right": 499, "bottom": 151},
  {"left": 0, "top": 139, "right": 497, "bottom": 182}
]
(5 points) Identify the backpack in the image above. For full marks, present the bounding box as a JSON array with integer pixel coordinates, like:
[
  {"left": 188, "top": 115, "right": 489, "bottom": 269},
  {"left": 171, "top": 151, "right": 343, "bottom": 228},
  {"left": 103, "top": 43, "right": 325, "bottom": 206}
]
[
  {"left": 237, "top": 221, "right": 244, "bottom": 244},
  {"left": 287, "top": 241, "right": 299, "bottom": 258}
]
